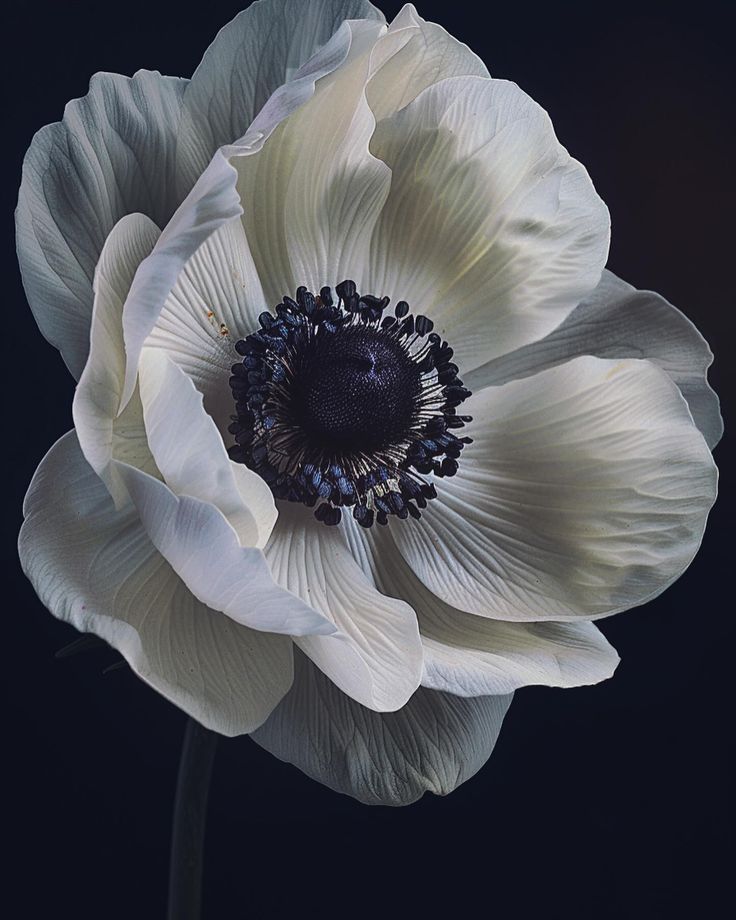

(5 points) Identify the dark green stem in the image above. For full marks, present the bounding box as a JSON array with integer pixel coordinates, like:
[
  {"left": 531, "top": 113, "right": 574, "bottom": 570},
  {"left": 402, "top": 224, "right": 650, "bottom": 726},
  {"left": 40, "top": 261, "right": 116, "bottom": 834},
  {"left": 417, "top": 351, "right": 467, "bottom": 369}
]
[{"left": 167, "top": 719, "right": 218, "bottom": 920}]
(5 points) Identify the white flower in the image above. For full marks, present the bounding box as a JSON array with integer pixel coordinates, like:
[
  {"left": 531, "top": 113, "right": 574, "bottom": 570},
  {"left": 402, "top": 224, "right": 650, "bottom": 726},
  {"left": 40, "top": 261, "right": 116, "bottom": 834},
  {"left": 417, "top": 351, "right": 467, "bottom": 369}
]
[{"left": 17, "top": 0, "right": 720, "bottom": 806}]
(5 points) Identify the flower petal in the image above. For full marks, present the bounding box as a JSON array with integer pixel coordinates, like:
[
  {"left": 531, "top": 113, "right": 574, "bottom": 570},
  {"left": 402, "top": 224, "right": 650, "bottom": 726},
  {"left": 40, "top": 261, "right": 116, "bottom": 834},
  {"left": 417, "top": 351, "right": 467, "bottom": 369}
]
[
  {"left": 264, "top": 503, "right": 423, "bottom": 712},
  {"left": 119, "top": 14, "right": 378, "bottom": 411},
  {"left": 251, "top": 650, "right": 512, "bottom": 805},
  {"left": 467, "top": 269, "right": 723, "bottom": 449},
  {"left": 367, "top": 76, "right": 609, "bottom": 371},
  {"left": 356, "top": 525, "right": 619, "bottom": 694},
  {"left": 113, "top": 460, "right": 335, "bottom": 638},
  {"left": 392, "top": 356, "right": 717, "bottom": 622},
  {"left": 16, "top": 71, "right": 187, "bottom": 379},
  {"left": 143, "top": 216, "right": 266, "bottom": 437},
  {"left": 366, "top": 3, "right": 489, "bottom": 122},
  {"left": 235, "top": 18, "right": 390, "bottom": 303},
  {"left": 138, "top": 347, "right": 276, "bottom": 548},
  {"left": 73, "top": 213, "right": 162, "bottom": 507},
  {"left": 176, "top": 0, "right": 386, "bottom": 191},
  {"left": 19, "top": 432, "right": 293, "bottom": 736}
]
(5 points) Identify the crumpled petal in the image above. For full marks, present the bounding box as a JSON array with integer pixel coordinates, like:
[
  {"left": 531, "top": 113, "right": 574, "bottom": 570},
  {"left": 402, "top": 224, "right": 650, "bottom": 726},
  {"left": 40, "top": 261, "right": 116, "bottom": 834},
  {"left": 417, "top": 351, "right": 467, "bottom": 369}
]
[
  {"left": 19, "top": 432, "right": 294, "bottom": 736},
  {"left": 367, "top": 75, "right": 609, "bottom": 372},
  {"left": 264, "top": 503, "right": 423, "bottom": 712},
  {"left": 392, "top": 356, "right": 717, "bottom": 622},
  {"left": 176, "top": 0, "right": 386, "bottom": 191},
  {"left": 467, "top": 269, "right": 722, "bottom": 449},
  {"left": 72, "top": 213, "right": 162, "bottom": 507},
  {"left": 16, "top": 71, "right": 187, "bottom": 379},
  {"left": 251, "top": 650, "right": 513, "bottom": 805}
]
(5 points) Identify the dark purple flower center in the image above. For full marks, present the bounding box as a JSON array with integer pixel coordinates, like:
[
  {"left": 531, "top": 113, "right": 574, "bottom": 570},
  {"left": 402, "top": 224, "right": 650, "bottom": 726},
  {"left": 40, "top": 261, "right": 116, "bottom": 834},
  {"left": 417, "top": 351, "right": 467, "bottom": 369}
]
[{"left": 228, "top": 280, "right": 472, "bottom": 527}]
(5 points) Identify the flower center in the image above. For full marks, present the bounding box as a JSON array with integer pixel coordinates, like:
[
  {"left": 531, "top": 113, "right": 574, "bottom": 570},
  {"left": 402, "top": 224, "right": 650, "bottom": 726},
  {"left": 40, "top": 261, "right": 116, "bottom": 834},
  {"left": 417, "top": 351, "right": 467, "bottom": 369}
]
[
  {"left": 228, "top": 281, "right": 472, "bottom": 527},
  {"left": 291, "top": 324, "right": 422, "bottom": 452}
]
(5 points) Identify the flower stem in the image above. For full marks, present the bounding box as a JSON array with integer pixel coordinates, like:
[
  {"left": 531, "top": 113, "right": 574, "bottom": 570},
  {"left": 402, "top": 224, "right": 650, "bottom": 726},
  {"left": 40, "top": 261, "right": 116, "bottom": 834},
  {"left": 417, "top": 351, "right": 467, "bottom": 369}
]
[{"left": 167, "top": 718, "right": 218, "bottom": 920}]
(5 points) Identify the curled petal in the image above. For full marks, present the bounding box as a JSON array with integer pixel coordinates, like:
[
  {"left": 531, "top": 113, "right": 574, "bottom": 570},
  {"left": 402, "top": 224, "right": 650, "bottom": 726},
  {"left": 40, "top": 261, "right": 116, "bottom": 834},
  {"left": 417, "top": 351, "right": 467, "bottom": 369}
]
[
  {"left": 113, "top": 460, "right": 335, "bottom": 638},
  {"left": 264, "top": 504, "right": 423, "bottom": 712},
  {"left": 138, "top": 348, "right": 276, "bottom": 548},
  {"left": 73, "top": 213, "right": 161, "bottom": 506},
  {"left": 177, "top": 0, "right": 386, "bottom": 189}
]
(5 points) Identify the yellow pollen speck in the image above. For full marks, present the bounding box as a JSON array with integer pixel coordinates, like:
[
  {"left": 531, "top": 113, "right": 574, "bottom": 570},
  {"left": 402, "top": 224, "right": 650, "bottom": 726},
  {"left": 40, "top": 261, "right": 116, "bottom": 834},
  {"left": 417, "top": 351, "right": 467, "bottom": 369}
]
[{"left": 604, "top": 361, "right": 629, "bottom": 381}]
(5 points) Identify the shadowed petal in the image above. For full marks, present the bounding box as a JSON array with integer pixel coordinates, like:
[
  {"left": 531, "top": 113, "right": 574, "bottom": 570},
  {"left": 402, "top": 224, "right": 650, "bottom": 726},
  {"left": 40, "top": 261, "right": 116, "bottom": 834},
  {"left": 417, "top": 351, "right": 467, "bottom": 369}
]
[
  {"left": 17, "top": 71, "right": 187, "bottom": 379},
  {"left": 251, "top": 650, "right": 512, "bottom": 805}
]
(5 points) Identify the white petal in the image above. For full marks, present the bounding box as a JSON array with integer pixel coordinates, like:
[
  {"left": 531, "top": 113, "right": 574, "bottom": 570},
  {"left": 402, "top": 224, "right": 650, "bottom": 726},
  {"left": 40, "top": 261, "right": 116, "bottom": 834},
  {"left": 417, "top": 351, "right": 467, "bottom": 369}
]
[
  {"left": 251, "top": 650, "right": 512, "bottom": 805},
  {"left": 367, "top": 76, "right": 609, "bottom": 372},
  {"left": 17, "top": 71, "right": 187, "bottom": 379},
  {"left": 236, "top": 18, "right": 390, "bottom": 303},
  {"left": 366, "top": 3, "right": 489, "bottom": 121},
  {"left": 119, "top": 15, "right": 376, "bottom": 412},
  {"left": 264, "top": 503, "right": 422, "bottom": 711},
  {"left": 176, "top": 0, "right": 386, "bottom": 191},
  {"left": 19, "top": 432, "right": 293, "bottom": 736},
  {"left": 393, "top": 356, "right": 717, "bottom": 622},
  {"left": 421, "top": 618, "right": 619, "bottom": 696},
  {"left": 357, "top": 524, "right": 619, "bottom": 694},
  {"left": 143, "top": 215, "right": 266, "bottom": 438},
  {"left": 138, "top": 348, "right": 276, "bottom": 547},
  {"left": 73, "top": 213, "right": 162, "bottom": 506},
  {"left": 467, "top": 269, "right": 723, "bottom": 449},
  {"left": 113, "top": 460, "right": 334, "bottom": 638}
]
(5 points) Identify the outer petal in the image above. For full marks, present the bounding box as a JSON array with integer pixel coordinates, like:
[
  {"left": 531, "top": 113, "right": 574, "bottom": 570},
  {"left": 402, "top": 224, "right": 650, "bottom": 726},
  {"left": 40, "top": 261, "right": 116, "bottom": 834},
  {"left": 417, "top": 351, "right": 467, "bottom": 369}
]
[
  {"left": 72, "top": 213, "right": 162, "bottom": 507},
  {"left": 17, "top": 71, "right": 187, "bottom": 379},
  {"left": 467, "top": 269, "right": 723, "bottom": 449},
  {"left": 264, "top": 503, "right": 423, "bottom": 712},
  {"left": 354, "top": 524, "right": 619, "bottom": 695},
  {"left": 392, "top": 356, "right": 717, "bottom": 622},
  {"left": 367, "top": 76, "right": 609, "bottom": 373},
  {"left": 137, "top": 348, "right": 276, "bottom": 548},
  {"left": 176, "top": 0, "right": 386, "bottom": 191},
  {"left": 19, "top": 432, "right": 293, "bottom": 736},
  {"left": 251, "top": 650, "right": 513, "bottom": 805}
]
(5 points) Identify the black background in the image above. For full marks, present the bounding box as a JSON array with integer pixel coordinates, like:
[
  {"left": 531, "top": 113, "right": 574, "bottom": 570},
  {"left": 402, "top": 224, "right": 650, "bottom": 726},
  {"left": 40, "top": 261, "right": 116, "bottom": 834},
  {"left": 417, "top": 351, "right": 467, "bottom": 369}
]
[{"left": 3, "top": 1, "right": 734, "bottom": 917}]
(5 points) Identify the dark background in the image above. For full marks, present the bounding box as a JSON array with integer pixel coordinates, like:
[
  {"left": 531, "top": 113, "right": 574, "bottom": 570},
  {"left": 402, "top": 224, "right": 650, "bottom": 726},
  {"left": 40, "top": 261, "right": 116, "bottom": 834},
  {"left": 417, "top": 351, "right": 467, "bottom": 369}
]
[{"left": 3, "top": 1, "right": 733, "bottom": 917}]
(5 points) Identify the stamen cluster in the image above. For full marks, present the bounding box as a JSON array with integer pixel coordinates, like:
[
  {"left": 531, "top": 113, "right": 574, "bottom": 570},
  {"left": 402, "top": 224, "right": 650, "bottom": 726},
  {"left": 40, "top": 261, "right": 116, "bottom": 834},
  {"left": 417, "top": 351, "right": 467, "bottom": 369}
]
[{"left": 228, "top": 281, "right": 472, "bottom": 527}]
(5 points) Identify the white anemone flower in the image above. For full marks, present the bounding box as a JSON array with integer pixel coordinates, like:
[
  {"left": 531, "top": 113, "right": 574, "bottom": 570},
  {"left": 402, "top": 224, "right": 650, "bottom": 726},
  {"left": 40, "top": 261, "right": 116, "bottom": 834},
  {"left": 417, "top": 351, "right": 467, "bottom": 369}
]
[{"left": 18, "top": 0, "right": 720, "bottom": 806}]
